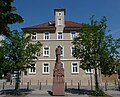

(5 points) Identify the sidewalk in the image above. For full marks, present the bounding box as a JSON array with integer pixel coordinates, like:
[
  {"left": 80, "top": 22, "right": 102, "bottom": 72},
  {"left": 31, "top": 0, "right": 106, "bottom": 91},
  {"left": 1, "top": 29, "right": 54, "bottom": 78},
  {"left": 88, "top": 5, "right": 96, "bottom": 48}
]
[
  {"left": 25, "top": 89, "right": 89, "bottom": 97},
  {"left": 105, "top": 90, "right": 120, "bottom": 97},
  {"left": 25, "top": 89, "right": 120, "bottom": 97}
]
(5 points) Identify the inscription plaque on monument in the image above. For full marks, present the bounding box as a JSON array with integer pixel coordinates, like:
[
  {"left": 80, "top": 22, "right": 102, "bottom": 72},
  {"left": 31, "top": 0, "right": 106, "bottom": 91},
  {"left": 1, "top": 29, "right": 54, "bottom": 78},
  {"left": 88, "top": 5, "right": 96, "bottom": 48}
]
[{"left": 52, "top": 46, "right": 65, "bottom": 96}]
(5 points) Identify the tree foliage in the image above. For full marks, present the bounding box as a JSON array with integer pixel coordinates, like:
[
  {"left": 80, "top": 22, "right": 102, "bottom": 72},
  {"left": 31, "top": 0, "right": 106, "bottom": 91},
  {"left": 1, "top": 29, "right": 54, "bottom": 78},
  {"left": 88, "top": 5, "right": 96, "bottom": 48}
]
[
  {"left": 0, "top": 43, "right": 10, "bottom": 77},
  {"left": 72, "top": 16, "right": 120, "bottom": 90},
  {"left": 1, "top": 30, "right": 42, "bottom": 93},
  {"left": 0, "top": 0, "right": 23, "bottom": 36},
  {"left": 3, "top": 30, "right": 42, "bottom": 71}
]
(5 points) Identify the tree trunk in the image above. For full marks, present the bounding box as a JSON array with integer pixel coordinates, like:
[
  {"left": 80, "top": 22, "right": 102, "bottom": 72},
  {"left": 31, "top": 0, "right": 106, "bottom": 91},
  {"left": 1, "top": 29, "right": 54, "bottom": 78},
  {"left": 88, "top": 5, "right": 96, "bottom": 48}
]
[
  {"left": 94, "top": 67, "right": 99, "bottom": 90},
  {"left": 14, "top": 70, "right": 20, "bottom": 95}
]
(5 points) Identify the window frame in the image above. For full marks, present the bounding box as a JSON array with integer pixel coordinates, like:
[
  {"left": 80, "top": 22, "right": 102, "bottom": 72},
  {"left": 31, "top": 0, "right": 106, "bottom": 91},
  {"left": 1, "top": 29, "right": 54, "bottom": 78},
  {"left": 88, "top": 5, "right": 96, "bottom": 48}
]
[
  {"left": 71, "top": 62, "right": 79, "bottom": 74},
  {"left": 71, "top": 46, "right": 75, "bottom": 57},
  {"left": 43, "top": 46, "right": 50, "bottom": 57},
  {"left": 31, "top": 32, "right": 37, "bottom": 40},
  {"left": 58, "top": 18, "right": 62, "bottom": 26},
  {"left": 85, "top": 69, "right": 94, "bottom": 74},
  {"left": 42, "top": 62, "right": 50, "bottom": 74},
  {"left": 57, "top": 32, "right": 63, "bottom": 40},
  {"left": 70, "top": 31, "right": 77, "bottom": 40},
  {"left": 58, "top": 12, "right": 62, "bottom": 16},
  {"left": 28, "top": 63, "right": 36, "bottom": 74},
  {"left": 61, "top": 46, "right": 64, "bottom": 57},
  {"left": 44, "top": 32, "right": 50, "bottom": 40}
]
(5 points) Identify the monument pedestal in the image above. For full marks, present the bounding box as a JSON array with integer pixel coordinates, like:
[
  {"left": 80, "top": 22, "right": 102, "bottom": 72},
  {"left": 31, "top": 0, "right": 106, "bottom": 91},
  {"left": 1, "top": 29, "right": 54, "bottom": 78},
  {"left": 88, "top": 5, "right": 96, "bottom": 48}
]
[{"left": 53, "top": 78, "right": 64, "bottom": 95}]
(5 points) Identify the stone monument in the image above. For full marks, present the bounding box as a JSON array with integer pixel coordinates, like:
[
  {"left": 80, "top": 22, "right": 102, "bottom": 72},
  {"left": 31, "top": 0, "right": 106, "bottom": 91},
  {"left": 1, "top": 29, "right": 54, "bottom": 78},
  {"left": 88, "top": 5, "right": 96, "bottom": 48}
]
[{"left": 52, "top": 46, "right": 65, "bottom": 96}]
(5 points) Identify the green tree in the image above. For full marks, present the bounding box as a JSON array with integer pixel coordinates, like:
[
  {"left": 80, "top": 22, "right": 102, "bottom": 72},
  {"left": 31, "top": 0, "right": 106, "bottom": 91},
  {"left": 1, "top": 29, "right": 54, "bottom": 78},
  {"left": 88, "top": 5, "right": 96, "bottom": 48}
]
[
  {"left": 72, "top": 16, "right": 120, "bottom": 91},
  {"left": 0, "top": 44, "right": 10, "bottom": 78},
  {"left": 3, "top": 30, "right": 42, "bottom": 94},
  {"left": 0, "top": 0, "right": 23, "bottom": 36}
]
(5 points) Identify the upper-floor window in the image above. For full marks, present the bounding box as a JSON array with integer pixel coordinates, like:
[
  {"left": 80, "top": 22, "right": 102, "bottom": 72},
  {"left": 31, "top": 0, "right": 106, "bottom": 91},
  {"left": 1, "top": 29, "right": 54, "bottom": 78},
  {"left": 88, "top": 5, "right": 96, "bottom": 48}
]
[
  {"left": 31, "top": 32, "right": 37, "bottom": 40},
  {"left": 44, "top": 32, "right": 50, "bottom": 40},
  {"left": 71, "top": 62, "right": 79, "bottom": 74},
  {"left": 58, "top": 18, "right": 62, "bottom": 26},
  {"left": 43, "top": 46, "right": 50, "bottom": 57},
  {"left": 57, "top": 32, "right": 63, "bottom": 39},
  {"left": 70, "top": 31, "right": 77, "bottom": 39},
  {"left": 42, "top": 63, "right": 50, "bottom": 74},
  {"left": 29, "top": 63, "right": 36, "bottom": 74}
]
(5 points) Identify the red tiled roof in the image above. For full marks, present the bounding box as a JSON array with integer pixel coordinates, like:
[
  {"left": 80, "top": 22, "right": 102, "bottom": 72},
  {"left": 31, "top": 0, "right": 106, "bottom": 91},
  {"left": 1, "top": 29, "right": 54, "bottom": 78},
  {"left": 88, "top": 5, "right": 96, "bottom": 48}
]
[
  {"left": 23, "top": 21, "right": 82, "bottom": 29},
  {"left": 65, "top": 21, "right": 82, "bottom": 27}
]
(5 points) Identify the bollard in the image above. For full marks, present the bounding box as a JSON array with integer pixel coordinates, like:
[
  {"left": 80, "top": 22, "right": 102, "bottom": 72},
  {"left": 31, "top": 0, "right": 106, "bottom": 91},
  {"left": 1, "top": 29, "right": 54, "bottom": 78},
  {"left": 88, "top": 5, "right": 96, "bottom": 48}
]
[
  {"left": 78, "top": 82, "right": 80, "bottom": 90},
  {"left": 114, "top": 80, "right": 116, "bottom": 86},
  {"left": 39, "top": 82, "right": 41, "bottom": 90},
  {"left": 46, "top": 80, "right": 47, "bottom": 86},
  {"left": 21, "top": 80, "right": 23, "bottom": 85},
  {"left": 27, "top": 82, "right": 29, "bottom": 90},
  {"left": 79, "top": 80, "right": 81, "bottom": 86},
  {"left": 71, "top": 80, "right": 73, "bottom": 86},
  {"left": 38, "top": 80, "right": 39, "bottom": 85},
  {"left": 88, "top": 80, "right": 90, "bottom": 86},
  {"left": 2, "top": 82, "right": 5, "bottom": 90},
  {"left": 118, "top": 81, "right": 120, "bottom": 91},
  {"left": 65, "top": 82, "right": 67, "bottom": 91},
  {"left": 10, "top": 79, "right": 12, "bottom": 85},
  {"left": 79, "top": 80, "right": 81, "bottom": 89},
  {"left": 29, "top": 80, "right": 31, "bottom": 85},
  {"left": 105, "top": 81, "right": 108, "bottom": 91}
]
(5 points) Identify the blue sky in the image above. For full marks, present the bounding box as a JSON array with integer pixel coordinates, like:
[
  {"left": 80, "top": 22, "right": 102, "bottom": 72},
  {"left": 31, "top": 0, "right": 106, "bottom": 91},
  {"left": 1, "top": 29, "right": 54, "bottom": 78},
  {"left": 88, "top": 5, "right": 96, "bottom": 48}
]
[{"left": 10, "top": 0, "right": 120, "bottom": 38}]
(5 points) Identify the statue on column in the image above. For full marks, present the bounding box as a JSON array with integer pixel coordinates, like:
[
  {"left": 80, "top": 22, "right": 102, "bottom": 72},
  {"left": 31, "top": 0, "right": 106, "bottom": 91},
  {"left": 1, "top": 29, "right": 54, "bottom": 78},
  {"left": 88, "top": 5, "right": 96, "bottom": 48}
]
[{"left": 52, "top": 45, "right": 65, "bottom": 96}]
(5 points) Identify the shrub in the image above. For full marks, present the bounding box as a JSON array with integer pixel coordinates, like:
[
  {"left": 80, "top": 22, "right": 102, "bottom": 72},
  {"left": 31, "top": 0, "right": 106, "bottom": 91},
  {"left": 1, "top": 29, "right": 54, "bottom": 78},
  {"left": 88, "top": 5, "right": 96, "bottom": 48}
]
[{"left": 92, "top": 87, "right": 105, "bottom": 96}]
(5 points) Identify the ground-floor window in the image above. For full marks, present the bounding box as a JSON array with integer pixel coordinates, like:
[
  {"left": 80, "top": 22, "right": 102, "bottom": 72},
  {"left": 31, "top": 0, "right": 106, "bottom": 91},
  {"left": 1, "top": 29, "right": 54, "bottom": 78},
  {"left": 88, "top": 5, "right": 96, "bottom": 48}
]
[
  {"left": 85, "top": 69, "right": 94, "bottom": 74},
  {"left": 42, "top": 63, "right": 50, "bottom": 74},
  {"left": 71, "top": 62, "right": 79, "bottom": 73}
]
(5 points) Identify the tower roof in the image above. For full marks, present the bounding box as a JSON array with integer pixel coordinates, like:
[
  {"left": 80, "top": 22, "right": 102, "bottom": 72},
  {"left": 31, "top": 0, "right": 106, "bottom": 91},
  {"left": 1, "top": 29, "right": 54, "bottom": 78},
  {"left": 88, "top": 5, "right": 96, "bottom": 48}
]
[{"left": 54, "top": 8, "right": 66, "bottom": 15}]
